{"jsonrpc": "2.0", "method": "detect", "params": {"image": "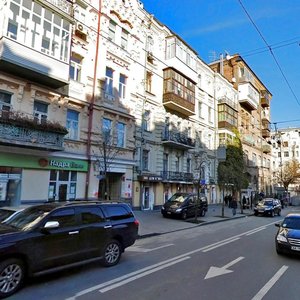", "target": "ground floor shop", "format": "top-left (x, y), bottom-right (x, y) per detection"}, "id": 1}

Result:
top-left (0, 153), bottom-right (88, 206)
